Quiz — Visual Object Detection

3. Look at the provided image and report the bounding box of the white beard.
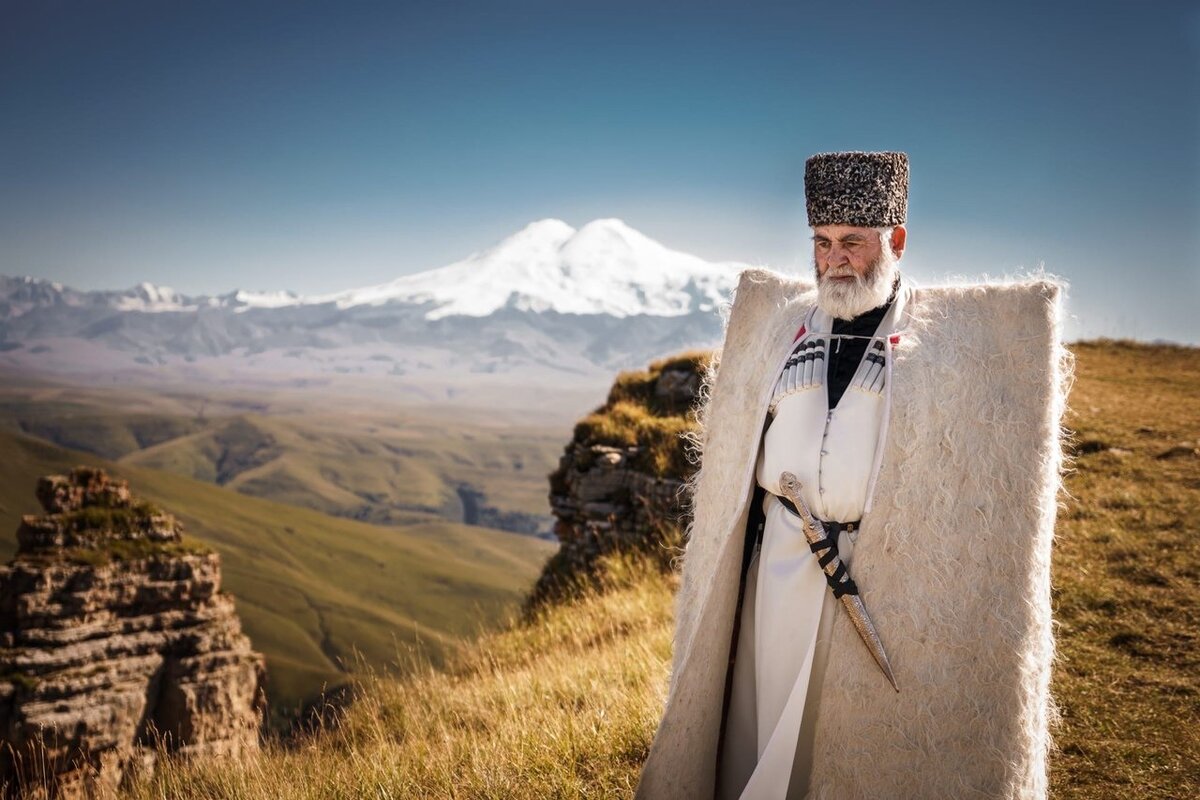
[815,248,900,321]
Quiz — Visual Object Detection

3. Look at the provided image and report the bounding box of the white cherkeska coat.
[636,268,1070,800]
[721,279,910,799]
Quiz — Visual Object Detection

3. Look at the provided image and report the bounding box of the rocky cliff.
[533,351,710,604]
[0,467,265,796]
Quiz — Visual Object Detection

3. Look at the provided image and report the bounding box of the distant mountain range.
[0,219,749,399]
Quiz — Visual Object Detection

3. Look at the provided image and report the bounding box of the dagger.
[778,471,900,692]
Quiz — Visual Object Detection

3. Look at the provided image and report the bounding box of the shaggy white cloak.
[636,268,1071,800]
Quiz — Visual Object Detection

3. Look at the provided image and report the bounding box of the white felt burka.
[636,268,1072,800]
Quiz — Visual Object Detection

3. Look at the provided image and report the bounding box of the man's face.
[811,225,884,282]
[811,224,903,320]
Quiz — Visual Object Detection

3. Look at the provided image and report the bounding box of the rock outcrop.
[533,351,709,604]
[0,467,265,796]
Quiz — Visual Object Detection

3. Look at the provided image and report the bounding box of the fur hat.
[804,151,909,227]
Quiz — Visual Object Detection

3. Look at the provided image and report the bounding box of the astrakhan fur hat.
[805,151,909,227]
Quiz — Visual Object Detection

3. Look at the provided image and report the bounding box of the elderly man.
[637,152,1069,800]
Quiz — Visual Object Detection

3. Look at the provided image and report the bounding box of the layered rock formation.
[534,352,709,604]
[0,467,265,796]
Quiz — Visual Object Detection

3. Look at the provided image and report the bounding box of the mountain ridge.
[0,219,749,394]
[2,218,746,320]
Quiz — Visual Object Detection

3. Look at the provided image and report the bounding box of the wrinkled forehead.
[810,224,879,242]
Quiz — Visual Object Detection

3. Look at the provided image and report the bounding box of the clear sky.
[2,0,1197,342]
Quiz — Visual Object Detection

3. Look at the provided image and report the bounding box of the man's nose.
[824,244,849,268]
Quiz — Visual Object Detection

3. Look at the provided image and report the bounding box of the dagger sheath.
[778,471,900,692]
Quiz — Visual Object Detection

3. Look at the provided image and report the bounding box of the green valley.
[0,427,556,727]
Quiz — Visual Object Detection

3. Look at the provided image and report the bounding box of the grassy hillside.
[121,411,561,527]
[0,381,565,531]
[111,339,1199,799]
[0,400,209,461]
[128,555,676,799]
[1048,341,1198,797]
[0,430,555,725]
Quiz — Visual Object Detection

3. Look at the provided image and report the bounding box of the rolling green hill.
[0,430,556,725]
[120,411,562,529]
[0,383,565,533]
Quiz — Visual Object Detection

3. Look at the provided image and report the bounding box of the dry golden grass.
[1049,341,1198,798]
[123,555,676,800]
[104,340,1198,798]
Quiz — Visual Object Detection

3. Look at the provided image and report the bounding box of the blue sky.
[1,0,1197,342]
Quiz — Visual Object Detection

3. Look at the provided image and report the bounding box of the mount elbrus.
[0,219,748,394]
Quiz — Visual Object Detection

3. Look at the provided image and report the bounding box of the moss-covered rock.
[535,350,712,606]
[14,466,205,559]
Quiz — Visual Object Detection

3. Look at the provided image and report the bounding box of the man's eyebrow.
[810,234,868,243]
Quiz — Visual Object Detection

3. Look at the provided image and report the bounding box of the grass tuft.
[568,351,710,479]
[572,401,695,478]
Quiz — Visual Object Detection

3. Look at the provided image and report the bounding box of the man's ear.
[891,226,907,259]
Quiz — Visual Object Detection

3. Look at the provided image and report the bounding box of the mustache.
[822,266,861,281]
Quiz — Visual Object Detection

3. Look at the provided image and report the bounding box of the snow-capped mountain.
[110,282,192,312]
[0,276,307,317]
[315,218,742,319]
[0,219,758,399]
[3,219,743,321]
